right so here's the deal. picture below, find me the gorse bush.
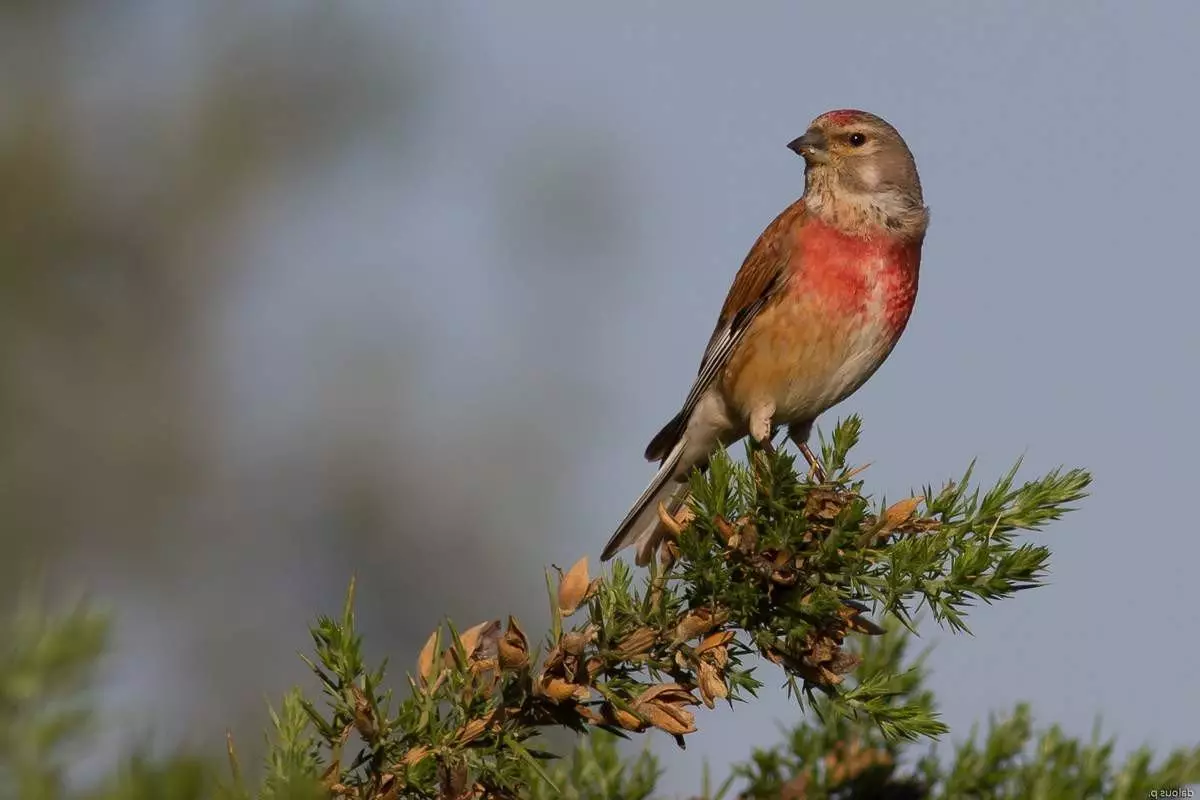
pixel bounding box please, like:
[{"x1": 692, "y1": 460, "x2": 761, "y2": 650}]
[{"x1": 4, "y1": 418, "x2": 1198, "y2": 798}]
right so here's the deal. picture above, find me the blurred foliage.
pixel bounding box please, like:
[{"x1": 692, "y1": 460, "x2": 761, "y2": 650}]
[
  {"x1": 521, "y1": 731, "x2": 659, "y2": 800},
  {"x1": 0, "y1": 598, "x2": 210, "y2": 800},
  {"x1": 0, "y1": 2, "x2": 413, "y2": 579},
  {"x1": 0, "y1": 598, "x2": 107, "y2": 798}
]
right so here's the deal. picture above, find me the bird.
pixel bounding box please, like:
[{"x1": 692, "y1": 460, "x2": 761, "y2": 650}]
[{"x1": 601, "y1": 109, "x2": 929, "y2": 566}]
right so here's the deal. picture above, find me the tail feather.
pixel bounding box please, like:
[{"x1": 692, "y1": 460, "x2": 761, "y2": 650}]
[
  {"x1": 602, "y1": 436, "x2": 688, "y2": 562},
  {"x1": 644, "y1": 409, "x2": 686, "y2": 462}
]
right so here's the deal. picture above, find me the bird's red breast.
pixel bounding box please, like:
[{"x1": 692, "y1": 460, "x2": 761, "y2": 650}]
[
  {"x1": 791, "y1": 211, "x2": 920, "y2": 334},
  {"x1": 721, "y1": 200, "x2": 920, "y2": 422}
]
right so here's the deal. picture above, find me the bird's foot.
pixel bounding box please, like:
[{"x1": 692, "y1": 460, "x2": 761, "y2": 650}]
[{"x1": 798, "y1": 442, "x2": 828, "y2": 483}]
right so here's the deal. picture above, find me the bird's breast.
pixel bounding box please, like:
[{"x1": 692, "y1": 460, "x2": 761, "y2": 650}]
[{"x1": 723, "y1": 226, "x2": 920, "y2": 424}]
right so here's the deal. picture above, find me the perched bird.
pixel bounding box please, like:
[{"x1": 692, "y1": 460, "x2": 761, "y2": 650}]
[{"x1": 602, "y1": 109, "x2": 929, "y2": 565}]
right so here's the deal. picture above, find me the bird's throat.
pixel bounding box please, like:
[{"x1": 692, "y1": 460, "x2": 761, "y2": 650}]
[{"x1": 804, "y1": 170, "x2": 928, "y2": 242}]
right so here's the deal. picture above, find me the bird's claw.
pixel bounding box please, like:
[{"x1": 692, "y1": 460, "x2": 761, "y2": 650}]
[{"x1": 798, "y1": 442, "x2": 827, "y2": 483}]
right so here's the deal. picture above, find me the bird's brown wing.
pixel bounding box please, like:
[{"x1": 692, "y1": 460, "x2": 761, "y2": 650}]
[{"x1": 644, "y1": 199, "x2": 804, "y2": 461}]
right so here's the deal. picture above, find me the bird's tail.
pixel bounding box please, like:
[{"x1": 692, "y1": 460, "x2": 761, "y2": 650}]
[{"x1": 601, "y1": 436, "x2": 690, "y2": 565}]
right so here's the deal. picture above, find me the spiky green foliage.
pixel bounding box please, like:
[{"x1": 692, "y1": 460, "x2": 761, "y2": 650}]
[
  {"x1": 246, "y1": 418, "x2": 1094, "y2": 796},
  {"x1": 673, "y1": 416, "x2": 1088, "y2": 736},
  {"x1": 727, "y1": 623, "x2": 1200, "y2": 799}
]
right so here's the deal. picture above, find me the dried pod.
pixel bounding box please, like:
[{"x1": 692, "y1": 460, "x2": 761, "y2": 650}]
[
  {"x1": 696, "y1": 630, "x2": 734, "y2": 655},
  {"x1": 538, "y1": 676, "x2": 591, "y2": 703},
  {"x1": 734, "y1": 518, "x2": 758, "y2": 551},
  {"x1": 826, "y1": 651, "x2": 862, "y2": 677},
  {"x1": 558, "y1": 557, "x2": 590, "y2": 616},
  {"x1": 398, "y1": 745, "x2": 430, "y2": 768},
  {"x1": 880, "y1": 496, "x2": 922, "y2": 534},
  {"x1": 639, "y1": 700, "x2": 696, "y2": 735},
  {"x1": 560, "y1": 624, "x2": 596, "y2": 656},
  {"x1": 672, "y1": 607, "x2": 727, "y2": 643},
  {"x1": 498, "y1": 616, "x2": 530, "y2": 670},
  {"x1": 615, "y1": 626, "x2": 657, "y2": 658},
  {"x1": 787, "y1": 658, "x2": 833, "y2": 685},
  {"x1": 469, "y1": 658, "x2": 499, "y2": 680},
  {"x1": 710, "y1": 644, "x2": 729, "y2": 669},
  {"x1": 817, "y1": 664, "x2": 843, "y2": 685},
  {"x1": 541, "y1": 645, "x2": 564, "y2": 675},
  {"x1": 457, "y1": 619, "x2": 501, "y2": 668},
  {"x1": 417, "y1": 627, "x2": 440, "y2": 685},
  {"x1": 632, "y1": 684, "x2": 699, "y2": 736},
  {"x1": 714, "y1": 516, "x2": 737, "y2": 545},
  {"x1": 350, "y1": 685, "x2": 375, "y2": 740},
  {"x1": 637, "y1": 683, "x2": 699, "y2": 707},
  {"x1": 576, "y1": 705, "x2": 603, "y2": 724},
  {"x1": 805, "y1": 488, "x2": 845, "y2": 521},
  {"x1": 455, "y1": 716, "x2": 491, "y2": 745},
  {"x1": 601, "y1": 701, "x2": 647, "y2": 732},
  {"x1": 805, "y1": 633, "x2": 837, "y2": 666},
  {"x1": 697, "y1": 659, "x2": 728, "y2": 709},
  {"x1": 584, "y1": 576, "x2": 604, "y2": 603}
]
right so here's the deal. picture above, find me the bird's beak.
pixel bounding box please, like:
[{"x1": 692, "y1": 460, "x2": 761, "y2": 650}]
[{"x1": 787, "y1": 130, "x2": 829, "y2": 163}]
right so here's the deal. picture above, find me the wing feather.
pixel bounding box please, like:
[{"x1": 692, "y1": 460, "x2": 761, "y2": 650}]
[{"x1": 643, "y1": 199, "x2": 805, "y2": 461}]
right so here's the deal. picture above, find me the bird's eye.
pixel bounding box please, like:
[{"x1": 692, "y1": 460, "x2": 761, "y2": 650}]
[{"x1": 848, "y1": 133, "x2": 867, "y2": 147}]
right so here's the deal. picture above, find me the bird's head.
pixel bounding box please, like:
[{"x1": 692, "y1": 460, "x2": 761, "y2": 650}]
[{"x1": 788, "y1": 109, "x2": 928, "y2": 238}]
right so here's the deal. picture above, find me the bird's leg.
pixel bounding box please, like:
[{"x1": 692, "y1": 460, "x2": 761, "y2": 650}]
[
  {"x1": 748, "y1": 402, "x2": 778, "y2": 488},
  {"x1": 788, "y1": 422, "x2": 827, "y2": 483},
  {"x1": 798, "y1": 442, "x2": 827, "y2": 483},
  {"x1": 748, "y1": 401, "x2": 777, "y2": 451}
]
